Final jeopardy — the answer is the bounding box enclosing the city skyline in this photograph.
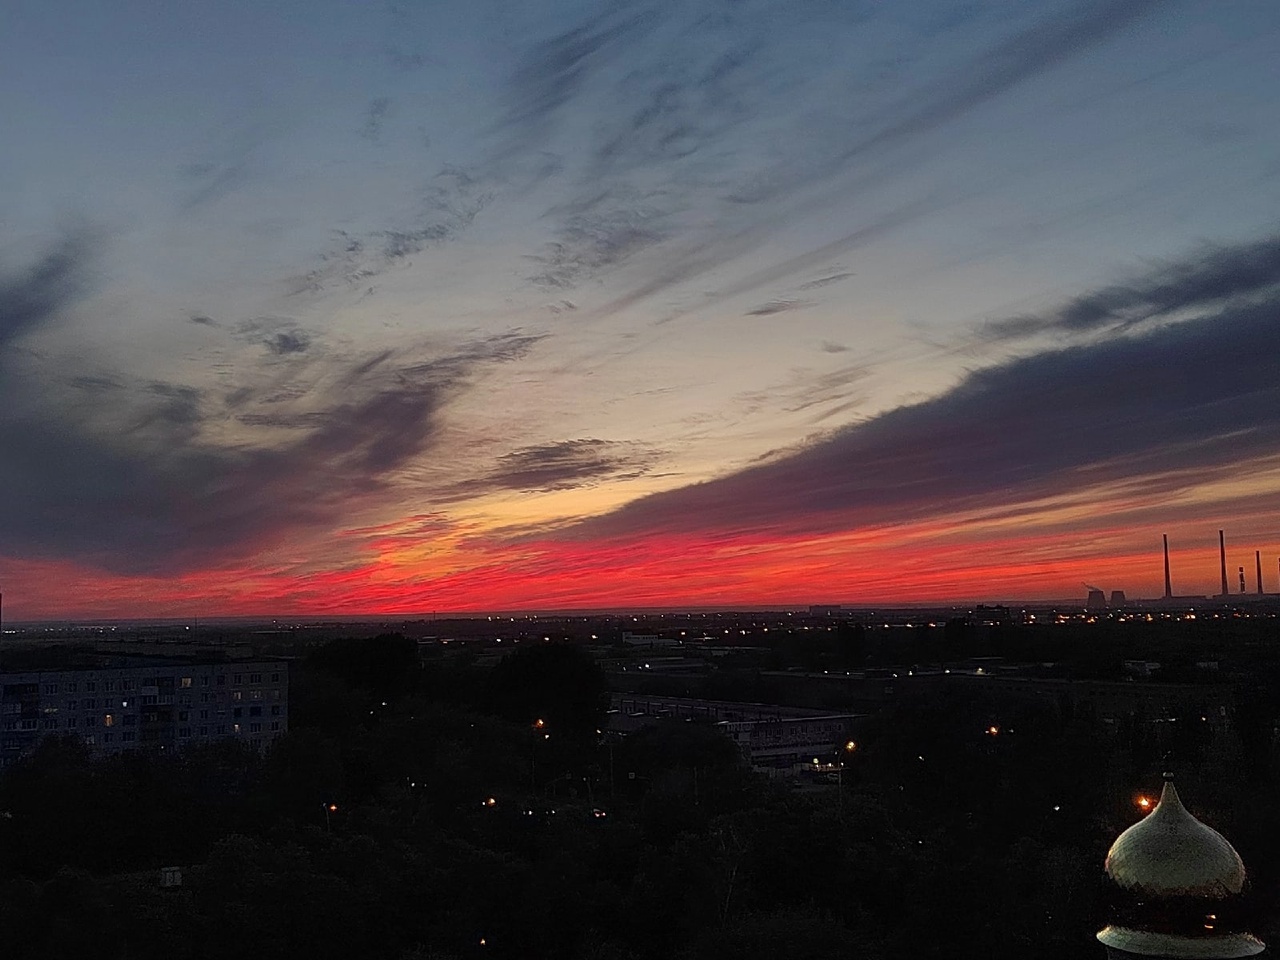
[3,0,1279,620]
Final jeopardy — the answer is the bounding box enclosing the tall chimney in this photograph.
[1239,566,1246,594]
[1258,551,1265,595]
[1219,530,1229,597]
[1163,535,1172,599]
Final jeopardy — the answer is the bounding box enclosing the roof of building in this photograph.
[1104,776,1246,899]
[1097,925,1264,958]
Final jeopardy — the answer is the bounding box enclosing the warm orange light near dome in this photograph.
[1136,795,1153,811]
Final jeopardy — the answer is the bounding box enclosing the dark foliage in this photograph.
[2,626,1279,960]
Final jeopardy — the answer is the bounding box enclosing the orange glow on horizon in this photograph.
[4,505,1278,622]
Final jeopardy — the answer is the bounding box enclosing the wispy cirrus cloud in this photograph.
[980,233,1280,341]
[0,318,546,575]
[0,230,97,350]
[479,438,661,493]
[833,0,1166,168]
[744,298,811,317]
[506,0,1174,324]
[561,269,1280,543]
[291,167,493,296]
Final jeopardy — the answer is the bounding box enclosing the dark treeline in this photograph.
[1,633,1278,959]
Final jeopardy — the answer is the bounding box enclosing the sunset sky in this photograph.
[3,0,1279,621]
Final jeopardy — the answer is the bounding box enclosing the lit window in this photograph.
[103,714,114,727]
[180,677,192,688]
[232,723,241,734]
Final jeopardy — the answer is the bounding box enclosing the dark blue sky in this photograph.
[2,0,1279,616]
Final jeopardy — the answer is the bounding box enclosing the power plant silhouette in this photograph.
[1089,530,1275,608]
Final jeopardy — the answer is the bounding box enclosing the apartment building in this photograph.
[0,659,288,764]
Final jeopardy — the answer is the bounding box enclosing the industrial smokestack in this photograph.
[1163,534,1172,598]
[1239,566,1246,594]
[1258,551,1265,596]
[1220,530,1229,597]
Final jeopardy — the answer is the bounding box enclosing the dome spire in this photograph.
[1097,776,1263,959]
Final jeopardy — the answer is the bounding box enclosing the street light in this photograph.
[531,719,549,793]
[323,802,338,831]
[838,741,857,818]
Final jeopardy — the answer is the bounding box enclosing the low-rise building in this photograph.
[718,714,862,777]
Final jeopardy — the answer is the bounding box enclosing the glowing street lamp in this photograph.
[531,720,549,792]
[1136,795,1154,812]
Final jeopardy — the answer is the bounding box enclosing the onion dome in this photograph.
[1097,774,1264,960]
[1105,777,1245,899]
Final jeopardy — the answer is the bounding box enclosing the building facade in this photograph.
[0,659,288,765]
